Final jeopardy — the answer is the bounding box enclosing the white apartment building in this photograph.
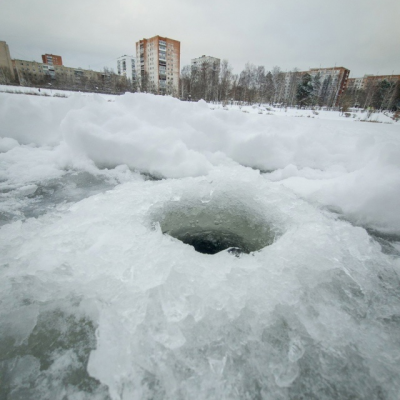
[135,35,180,95]
[117,55,136,81]
[351,77,365,90]
[191,55,220,71]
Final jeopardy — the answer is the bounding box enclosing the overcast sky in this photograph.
[1,0,399,77]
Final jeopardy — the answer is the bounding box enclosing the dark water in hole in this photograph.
[174,229,250,255]
[157,199,277,257]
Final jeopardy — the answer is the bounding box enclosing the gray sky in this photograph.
[1,0,399,77]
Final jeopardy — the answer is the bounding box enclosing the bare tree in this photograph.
[272,66,285,104]
[264,71,274,104]
[0,66,14,85]
[285,69,302,106]
[218,60,232,103]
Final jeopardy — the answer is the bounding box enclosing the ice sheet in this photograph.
[1,92,400,399]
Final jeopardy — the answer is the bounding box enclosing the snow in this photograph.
[0,83,117,100]
[1,91,399,232]
[0,91,400,399]
[213,102,396,124]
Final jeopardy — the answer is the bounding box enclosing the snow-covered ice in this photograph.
[0,91,399,399]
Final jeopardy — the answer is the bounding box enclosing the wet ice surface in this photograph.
[1,92,400,399]
[1,168,400,400]
[0,171,118,226]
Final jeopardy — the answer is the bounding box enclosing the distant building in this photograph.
[13,59,48,84]
[12,58,129,93]
[191,55,220,72]
[117,55,135,81]
[13,58,102,86]
[0,40,15,81]
[347,74,400,91]
[280,66,350,106]
[42,54,63,66]
[308,67,350,106]
[0,41,128,92]
[346,77,364,90]
[135,35,180,95]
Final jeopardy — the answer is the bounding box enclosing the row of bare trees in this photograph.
[180,61,341,106]
[180,60,400,110]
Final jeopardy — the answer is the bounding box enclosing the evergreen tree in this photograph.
[296,73,313,107]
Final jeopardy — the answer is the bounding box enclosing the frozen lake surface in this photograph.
[1,92,400,399]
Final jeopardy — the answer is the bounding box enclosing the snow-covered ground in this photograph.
[0,84,117,101]
[211,102,397,124]
[2,83,397,123]
[0,91,399,399]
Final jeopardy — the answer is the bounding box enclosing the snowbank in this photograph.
[1,91,399,233]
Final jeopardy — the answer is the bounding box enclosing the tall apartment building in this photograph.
[42,54,63,66]
[191,55,220,72]
[135,35,180,95]
[117,55,136,81]
[0,40,15,80]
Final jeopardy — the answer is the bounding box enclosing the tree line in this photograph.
[341,78,400,111]
[180,60,400,111]
[2,59,399,111]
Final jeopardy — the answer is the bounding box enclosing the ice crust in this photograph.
[1,92,400,399]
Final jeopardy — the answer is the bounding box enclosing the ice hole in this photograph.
[169,229,250,255]
[153,196,277,255]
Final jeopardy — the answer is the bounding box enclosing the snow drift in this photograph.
[1,92,399,233]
